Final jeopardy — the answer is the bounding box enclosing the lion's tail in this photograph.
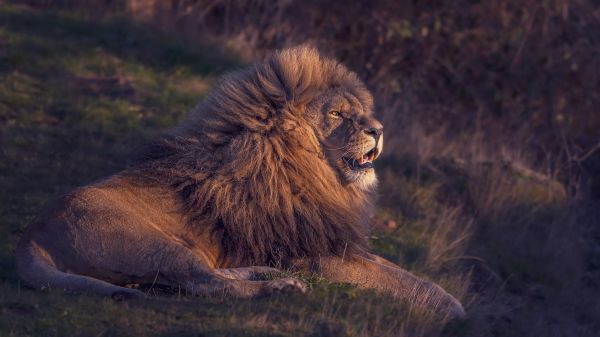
[16,236,143,299]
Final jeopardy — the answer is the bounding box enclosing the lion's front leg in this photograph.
[164,264,305,298]
[213,266,283,280]
[184,275,307,298]
[202,267,306,297]
[291,254,465,319]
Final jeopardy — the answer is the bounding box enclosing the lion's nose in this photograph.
[364,127,383,139]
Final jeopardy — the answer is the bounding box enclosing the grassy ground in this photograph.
[0,5,461,337]
[1,4,598,337]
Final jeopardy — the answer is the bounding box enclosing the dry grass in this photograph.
[3,1,600,336]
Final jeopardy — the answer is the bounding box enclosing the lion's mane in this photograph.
[133,47,375,265]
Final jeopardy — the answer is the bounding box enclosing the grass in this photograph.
[0,5,458,336]
[1,3,599,337]
[0,4,238,282]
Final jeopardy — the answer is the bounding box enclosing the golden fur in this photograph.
[132,47,375,265]
[16,46,465,318]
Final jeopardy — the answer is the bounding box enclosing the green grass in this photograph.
[1,280,419,337]
[0,5,463,337]
[0,4,239,283]
[3,4,597,337]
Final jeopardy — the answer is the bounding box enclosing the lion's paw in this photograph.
[259,278,307,296]
[441,295,466,320]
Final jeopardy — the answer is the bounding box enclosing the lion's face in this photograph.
[307,88,383,191]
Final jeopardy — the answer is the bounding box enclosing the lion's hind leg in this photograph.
[16,238,144,300]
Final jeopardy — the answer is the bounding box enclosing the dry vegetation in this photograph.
[1,1,600,336]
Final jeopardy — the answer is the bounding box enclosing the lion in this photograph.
[16,46,465,318]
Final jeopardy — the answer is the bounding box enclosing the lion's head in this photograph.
[137,46,384,265]
[305,87,383,191]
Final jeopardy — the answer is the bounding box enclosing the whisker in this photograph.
[322,144,348,151]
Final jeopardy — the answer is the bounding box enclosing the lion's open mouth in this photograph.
[343,147,379,170]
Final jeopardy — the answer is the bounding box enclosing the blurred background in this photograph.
[0,1,599,336]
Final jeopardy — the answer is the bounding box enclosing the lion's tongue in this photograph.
[358,155,372,165]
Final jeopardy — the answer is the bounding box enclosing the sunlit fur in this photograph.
[305,87,383,192]
[16,47,464,317]
[133,46,378,265]
[346,168,378,190]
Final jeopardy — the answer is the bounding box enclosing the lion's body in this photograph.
[19,177,217,291]
[16,47,465,318]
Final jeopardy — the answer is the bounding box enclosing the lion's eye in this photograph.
[329,111,341,118]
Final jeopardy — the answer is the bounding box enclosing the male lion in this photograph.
[16,47,465,318]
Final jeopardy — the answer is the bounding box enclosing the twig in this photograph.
[573,141,600,163]
[147,269,160,295]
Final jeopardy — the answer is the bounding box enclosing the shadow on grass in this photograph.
[0,5,241,76]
